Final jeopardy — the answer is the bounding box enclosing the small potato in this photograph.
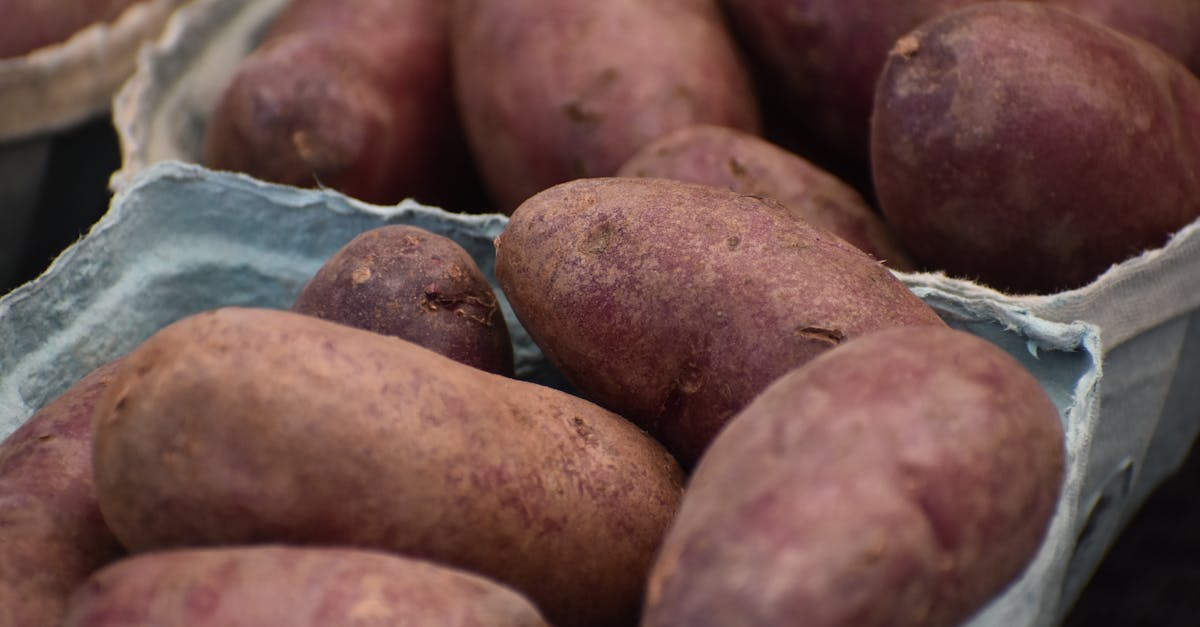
[871,2,1200,294]
[451,0,761,211]
[202,0,482,210]
[0,0,141,58]
[292,225,513,376]
[0,361,125,627]
[92,307,683,627]
[617,124,912,269]
[644,326,1065,627]
[63,546,551,627]
[495,177,944,466]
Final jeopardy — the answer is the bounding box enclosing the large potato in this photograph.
[721,0,1200,165]
[616,124,912,269]
[0,361,125,627]
[495,177,944,466]
[64,546,550,626]
[644,326,1065,627]
[91,307,683,627]
[452,0,761,212]
[202,0,482,210]
[292,225,514,376]
[871,2,1200,294]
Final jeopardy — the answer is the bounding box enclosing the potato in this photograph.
[722,0,1200,165]
[494,177,945,466]
[0,0,141,58]
[91,307,683,627]
[202,0,482,210]
[643,326,1065,627]
[292,225,513,376]
[451,0,761,212]
[616,124,913,269]
[0,361,125,627]
[871,2,1200,294]
[63,546,550,626]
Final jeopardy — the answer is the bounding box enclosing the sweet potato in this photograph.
[644,326,1065,627]
[451,0,761,212]
[871,2,1200,293]
[616,124,912,269]
[63,546,550,627]
[91,307,683,627]
[292,225,513,376]
[202,0,482,210]
[0,0,141,58]
[494,177,944,466]
[0,361,125,627]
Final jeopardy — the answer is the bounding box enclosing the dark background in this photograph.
[2,118,1198,626]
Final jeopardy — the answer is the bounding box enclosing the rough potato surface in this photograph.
[617,124,912,269]
[495,177,944,466]
[0,361,125,627]
[644,326,1065,627]
[452,0,761,211]
[871,2,1200,294]
[63,546,551,627]
[202,0,482,210]
[91,308,683,627]
[293,225,513,376]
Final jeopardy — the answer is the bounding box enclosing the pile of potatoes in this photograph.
[7,0,1200,624]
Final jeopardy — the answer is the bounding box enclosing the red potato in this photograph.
[871,2,1200,294]
[91,307,684,627]
[0,361,125,627]
[202,0,483,211]
[64,546,551,627]
[721,0,1200,165]
[617,124,913,269]
[644,326,1065,627]
[0,0,141,58]
[452,0,761,212]
[293,225,514,376]
[495,177,945,466]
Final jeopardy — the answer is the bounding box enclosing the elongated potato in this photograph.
[495,177,944,466]
[64,546,550,627]
[616,124,912,269]
[451,0,761,212]
[91,307,683,627]
[0,361,125,627]
[292,225,514,376]
[871,2,1200,294]
[644,326,1065,627]
[202,0,482,210]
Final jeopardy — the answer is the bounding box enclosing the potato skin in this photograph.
[0,0,140,58]
[0,361,126,627]
[871,2,1200,294]
[63,546,551,627]
[452,0,761,212]
[722,0,1200,164]
[495,177,944,466]
[91,307,683,627]
[643,326,1065,627]
[616,124,912,269]
[202,0,482,210]
[292,225,513,376]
